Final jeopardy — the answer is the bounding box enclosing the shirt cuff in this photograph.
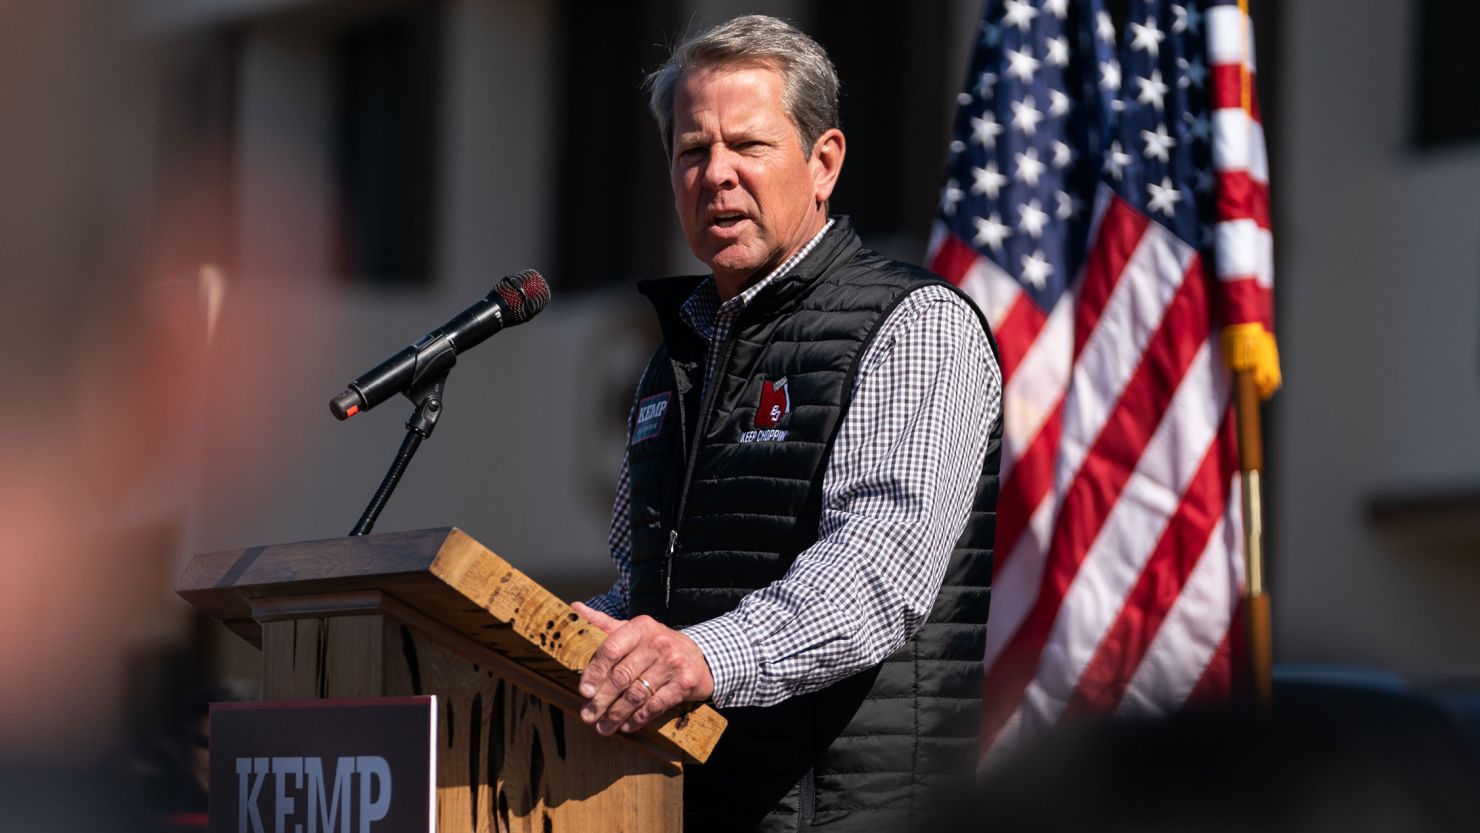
[682,614,761,708]
[580,592,627,619]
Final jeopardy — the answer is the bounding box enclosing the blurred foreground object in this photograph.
[974,670,1480,833]
[0,0,301,778]
[116,684,247,832]
[0,254,289,756]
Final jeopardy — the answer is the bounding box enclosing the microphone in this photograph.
[330,270,550,420]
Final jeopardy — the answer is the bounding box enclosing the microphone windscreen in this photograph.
[496,270,551,325]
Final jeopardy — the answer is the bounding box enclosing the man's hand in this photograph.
[569,602,715,736]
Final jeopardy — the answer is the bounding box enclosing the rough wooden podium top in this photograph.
[178,526,726,764]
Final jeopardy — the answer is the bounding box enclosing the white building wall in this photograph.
[1275,0,1480,674]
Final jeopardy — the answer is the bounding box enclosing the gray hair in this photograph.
[645,15,841,159]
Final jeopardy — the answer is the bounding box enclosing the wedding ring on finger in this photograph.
[636,677,654,697]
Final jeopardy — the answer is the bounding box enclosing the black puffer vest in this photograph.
[627,220,1001,831]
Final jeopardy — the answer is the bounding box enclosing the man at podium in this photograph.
[571,15,1003,832]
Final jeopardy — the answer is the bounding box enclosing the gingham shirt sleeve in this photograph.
[682,286,1003,708]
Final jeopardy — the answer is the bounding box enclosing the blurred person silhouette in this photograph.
[0,3,323,831]
[970,684,1480,833]
[117,684,246,832]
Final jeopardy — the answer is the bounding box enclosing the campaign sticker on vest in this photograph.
[755,377,790,428]
[742,377,790,442]
[631,391,671,445]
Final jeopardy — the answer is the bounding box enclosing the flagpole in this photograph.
[1232,0,1274,711]
[1234,369,1272,708]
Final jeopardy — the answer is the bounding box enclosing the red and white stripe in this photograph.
[1208,1,1273,331]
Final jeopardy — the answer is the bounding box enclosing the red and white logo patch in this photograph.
[755,377,791,428]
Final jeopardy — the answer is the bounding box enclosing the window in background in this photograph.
[329,4,442,287]
[1414,0,1480,149]
[550,0,680,292]
[809,0,952,259]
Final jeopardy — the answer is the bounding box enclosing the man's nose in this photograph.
[701,147,739,190]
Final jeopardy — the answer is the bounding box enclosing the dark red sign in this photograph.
[209,697,436,833]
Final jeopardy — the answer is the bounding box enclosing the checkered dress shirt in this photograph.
[586,220,1003,708]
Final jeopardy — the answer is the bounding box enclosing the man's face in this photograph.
[669,64,843,294]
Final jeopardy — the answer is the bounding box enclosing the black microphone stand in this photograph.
[349,374,447,536]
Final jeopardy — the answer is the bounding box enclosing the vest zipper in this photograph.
[664,321,744,614]
[663,528,677,608]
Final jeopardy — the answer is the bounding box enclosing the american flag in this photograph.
[926,0,1276,758]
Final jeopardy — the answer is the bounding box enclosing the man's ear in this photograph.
[809,128,846,205]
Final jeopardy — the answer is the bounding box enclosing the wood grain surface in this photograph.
[178,527,725,764]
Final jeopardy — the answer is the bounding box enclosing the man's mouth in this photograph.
[709,212,748,229]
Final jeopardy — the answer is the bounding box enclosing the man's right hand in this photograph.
[570,601,715,735]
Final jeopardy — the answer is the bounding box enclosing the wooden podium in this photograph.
[177,527,725,832]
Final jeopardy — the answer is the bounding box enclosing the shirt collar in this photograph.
[680,218,837,337]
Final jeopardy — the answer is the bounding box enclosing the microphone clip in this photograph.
[405,375,447,439]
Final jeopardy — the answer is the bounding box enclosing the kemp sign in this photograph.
[210,697,436,833]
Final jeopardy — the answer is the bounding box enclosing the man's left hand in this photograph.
[570,602,715,735]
